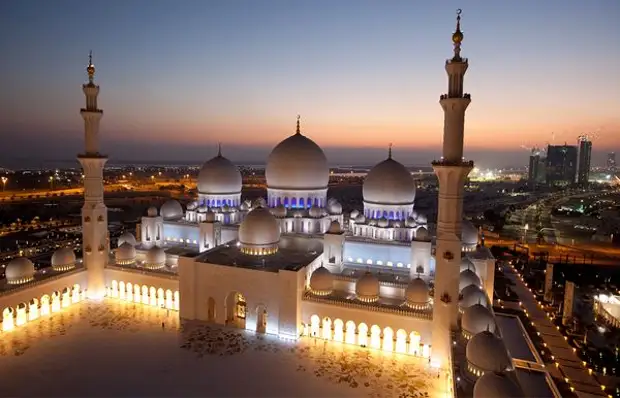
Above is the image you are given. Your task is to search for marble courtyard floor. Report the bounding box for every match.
[0,300,447,397]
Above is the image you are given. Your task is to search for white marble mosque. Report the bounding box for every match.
[0,12,545,398]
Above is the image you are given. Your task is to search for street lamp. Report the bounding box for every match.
[1,176,7,192]
[49,176,54,191]
[523,223,529,243]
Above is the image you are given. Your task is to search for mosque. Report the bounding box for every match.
[0,11,556,398]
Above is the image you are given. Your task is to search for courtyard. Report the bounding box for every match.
[0,299,448,397]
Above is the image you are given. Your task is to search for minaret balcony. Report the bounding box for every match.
[80,108,103,114]
[445,57,468,65]
[439,93,471,100]
[431,159,474,168]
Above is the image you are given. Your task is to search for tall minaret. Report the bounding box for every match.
[78,52,108,299]
[430,9,474,368]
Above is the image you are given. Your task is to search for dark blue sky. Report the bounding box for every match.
[1,0,619,169]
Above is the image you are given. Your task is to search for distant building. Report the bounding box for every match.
[546,144,577,186]
[527,148,546,188]
[577,137,592,186]
[608,152,616,172]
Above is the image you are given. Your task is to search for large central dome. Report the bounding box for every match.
[197,147,242,194]
[266,119,329,190]
[363,151,415,204]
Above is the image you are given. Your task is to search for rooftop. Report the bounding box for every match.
[197,241,322,273]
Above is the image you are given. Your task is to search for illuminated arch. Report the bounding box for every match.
[345,320,356,344]
[310,314,320,337]
[396,329,407,354]
[2,307,14,331]
[370,325,381,349]
[358,323,369,347]
[382,327,394,352]
[333,318,344,342]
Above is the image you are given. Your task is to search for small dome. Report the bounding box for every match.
[327,199,342,215]
[473,372,522,398]
[391,220,402,228]
[467,331,511,373]
[350,210,360,219]
[462,220,479,247]
[186,201,199,211]
[197,151,242,195]
[146,206,158,217]
[356,271,380,302]
[462,304,496,337]
[51,247,76,271]
[117,232,137,247]
[460,268,482,291]
[327,220,342,234]
[222,204,230,212]
[253,197,267,209]
[115,242,136,265]
[238,207,280,255]
[266,127,329,190]
[460,258,477,273]
[416,213,427,224]
[355,214,366,224]
[197,205,208,213]
[405,277,429,307]
[5,257,35,284]
[406,216,417,227]
[160,199,184,221]
[460,284,488,309]
[309,205,323,218]
[363,156,415,205]
[309,266,333,295]
[145,246,166,269]
[377,217,389,228]
[415,226,429,241]
[205,210,216,223]
[368,219,377,226]
[293,209,305,218]
[270,205,287,218]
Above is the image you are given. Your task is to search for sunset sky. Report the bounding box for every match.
[1,0,618,168]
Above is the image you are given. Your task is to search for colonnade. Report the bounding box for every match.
[2,284,85,332]
[108,280,179,311]
[303,314,431,357]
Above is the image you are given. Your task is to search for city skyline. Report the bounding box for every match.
[1,0,619,168]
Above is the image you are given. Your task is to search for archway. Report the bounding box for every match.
[207,297,216,322]
[28,298,39,321]
[73,284,82,303]
[322,317,332,340]
[382,327,394,352]
[174,291,180,311]
[310,314,320,337]
[396,329,408,354]
[157,288,165,308]
[149,286,157,306]
[345,321,356,344]
[165,290,173,310]
[333,319,344,342]
[133,284,141,303]
[111,280,119,298]
[61,287,71,308]
[51,291,61,313]
[358,323,368,347]
[40,295,51,316]
[2,307,14,331]
[370,325,381,349]
[119,281,126,300]
[256,305,268,334]
[225,291,246,329]
[15,303,27,327]
[141,285,149,305]
[126,283,133,302]
[409,332,421,356]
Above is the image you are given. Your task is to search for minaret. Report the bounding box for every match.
[78,52,108,299]
[430,10,474,368]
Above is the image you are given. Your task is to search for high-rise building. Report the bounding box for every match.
[577,136,592,186]
[546,144,577,186]
[527,147,546,188]
[608,152,616,172]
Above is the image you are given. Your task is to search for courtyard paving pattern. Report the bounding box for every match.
[0,299,446,397]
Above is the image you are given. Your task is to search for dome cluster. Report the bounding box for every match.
[309,265,334,296]
[144,246,166,270]
[115,232,137,265]
[266,130,329,190]
[356,272,380,303]
[197,150,242,195]
[160,199,184,221]
[405,277,430,309]
[363,156,415,205]
[238,207,281,256]
[5,257,36,285]
[51,247,76,272]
